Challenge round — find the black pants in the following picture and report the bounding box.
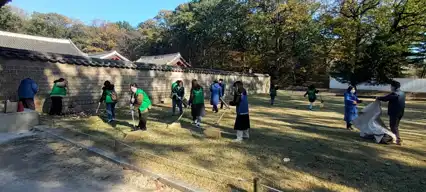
[20,98,35,110]
[220,98,224,109]
[390,115,402,141]
[138,109,148,130]
[49,97,63,115]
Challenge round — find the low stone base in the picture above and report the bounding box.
[0,111,40,133]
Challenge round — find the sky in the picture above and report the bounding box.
[10,0,189,26]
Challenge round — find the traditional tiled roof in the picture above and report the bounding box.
[0,31,87,57]
[0,46,268,76]
[88,50,130,61]
[135,52,191,67]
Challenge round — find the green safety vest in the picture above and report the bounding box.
[135,88,151,112]
[192,88,204,104]
[50,83,67,97]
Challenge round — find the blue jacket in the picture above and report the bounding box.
[210,83,222,105]
[18,78,38,99]
[378,90,405,117]
[230,89,249,115]
[344,92,361,123]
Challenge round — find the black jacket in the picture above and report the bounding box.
[378,90,405,117]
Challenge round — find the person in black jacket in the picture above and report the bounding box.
[219,79,226,109]
[172,80,185,115]
[377,81,405,145]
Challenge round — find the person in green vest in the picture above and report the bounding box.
[304,85,319,110]
[49,78,67,116]
[130,83,152,131]
[99,81,117,123]
[189,79,205,128]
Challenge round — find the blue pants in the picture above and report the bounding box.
[106,103,116,121]
[172,99,183,114]
[270,95,276,105]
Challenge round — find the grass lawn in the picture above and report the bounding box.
[43,91,426,192]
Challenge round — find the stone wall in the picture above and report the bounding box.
[0,58,270,113]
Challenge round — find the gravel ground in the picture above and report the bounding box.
[0,134,179,192]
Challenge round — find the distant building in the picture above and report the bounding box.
[0,30,87,57]
[135,53,191,68]
[88,50,129,61]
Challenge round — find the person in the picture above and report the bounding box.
[170,81,178,98]
[99,81,117,123]
[229,81,250,142]
[344,86,362,130]
[17,78,38,110]
[377,81,405,145]
[219,79,226,109]
[269,84,278,105]
[189,79,205,128]
[130,83,152,131]
[210,80,222,113]
[304,85,319,110]
[171,80,185,115]
[49,78,67,116]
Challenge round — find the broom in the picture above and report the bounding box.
[215,97,231,125]
[166,96,185,129]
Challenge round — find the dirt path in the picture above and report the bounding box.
[0,134,179,192]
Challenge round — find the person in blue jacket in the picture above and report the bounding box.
[229,81,250,142]
[210,80,222,113]
[344,85,362,130]
[18,78,38,110]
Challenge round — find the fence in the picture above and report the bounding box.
[329,77,426,93]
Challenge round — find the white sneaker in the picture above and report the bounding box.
[196,122,201,128]
[233,138,243,142]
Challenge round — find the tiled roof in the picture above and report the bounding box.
[0,47,268,76]
[88,50,130,61]
[135,52,191,67]
[0,31,87,57]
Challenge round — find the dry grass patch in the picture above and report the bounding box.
[43,91,426,192]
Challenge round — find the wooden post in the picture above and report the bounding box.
[253,177,259,192]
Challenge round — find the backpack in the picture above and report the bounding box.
[111,91,118,102]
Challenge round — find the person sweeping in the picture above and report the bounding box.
[171,80,185,116]
[189,79,205,128]
[99,81,117,123]
[229,81,250,142]
[130,83,151,131]
[304,85,319,110]
[49,78,67,116]
[210,80,222,113]
[344,86,362,130]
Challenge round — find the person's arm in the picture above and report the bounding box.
[344,93,356,105]
[229,92,241,106]
[32,82,38,94]
[304,91,308,97]
[377,93,397,102]
[99,90,106,103]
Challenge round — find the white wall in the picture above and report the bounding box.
[329,77,426,93]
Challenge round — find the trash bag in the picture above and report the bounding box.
[352,100,396,144]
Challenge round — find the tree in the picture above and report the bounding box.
[330,0,426,86]
[0,6,24,32]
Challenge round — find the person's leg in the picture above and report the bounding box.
[220,99,224,109]
[172,99,177,115]
[106,103,113,122]
[243,129,249,139]
[57,97,63,115]
[111,103,116,120]
[346,122,353,130]
[271,96,275,105]
[309,102,313,110]
[390,116,401,144]
[139,111,148,130]
[177,100,183,114]
[235,131,243,141]
[26,98,35,110]
[196,116,202,127]
[50,97,60,115]
[213,104,218,113]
